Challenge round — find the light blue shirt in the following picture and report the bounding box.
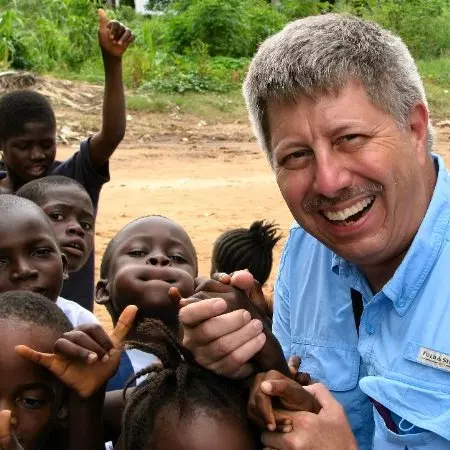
[273,154,450,449]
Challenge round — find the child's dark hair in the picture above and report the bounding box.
[0,90,56,141]
[0,290,72,333]
[0,193,53,222]
[16,175,91,206]
[122,319,254,449]
[211,220,282,285]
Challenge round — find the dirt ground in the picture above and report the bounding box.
[21,76,449,331]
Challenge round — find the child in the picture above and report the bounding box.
[0,290,108,449]
[96,215,198,390]
[211,220,282,286]
[121,319,261,450]
[16,176,95,303]
[0,9,134,311]
[0,194,98,327]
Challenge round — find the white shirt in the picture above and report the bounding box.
[56,296,99,327]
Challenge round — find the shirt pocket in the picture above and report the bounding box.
[290,337,360,391]
[372,407,447,450]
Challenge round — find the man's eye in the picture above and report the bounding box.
[337,134,362,144]
[0,258,8,268]
[278,149,312,169]
[49,212,64,221]
[128,250,147,257]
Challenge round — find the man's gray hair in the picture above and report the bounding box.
[243,13,433,161]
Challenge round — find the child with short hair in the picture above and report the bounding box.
[211,220,282,286]
[0,9,134,311]
[16,176,95,304]
[96,215,198,390]
[0,194,97,327]
[0,290,113,449]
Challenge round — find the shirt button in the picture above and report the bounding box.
[366,323,376,335]
[397,300,406,308]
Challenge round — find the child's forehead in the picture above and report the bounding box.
[40,184,94,213]
[117,217,193,247]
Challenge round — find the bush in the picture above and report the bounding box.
[336,0,450,59]
[165,0,285,57]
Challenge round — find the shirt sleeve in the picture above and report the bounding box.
[272,234,293,359]
[52,138,110,209]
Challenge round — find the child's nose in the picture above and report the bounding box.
[11,258,38,281]
[67,220,84,236]
[147,254,170,266]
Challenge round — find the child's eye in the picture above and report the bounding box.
[170,255,187,263]
[49,212,64,221]
[128,249,147,257]
[18,396,47,410]
[81,221,93,231]
[33,248,53,258]
[0,257,8,268]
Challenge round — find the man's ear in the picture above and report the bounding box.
[409,102,429,165]
[61,253,69,280]
[95,279,110,305]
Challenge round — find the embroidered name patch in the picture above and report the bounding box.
[417,347,450,372]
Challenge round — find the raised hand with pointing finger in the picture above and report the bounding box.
[16,305,138,399]
[98,9,135,59]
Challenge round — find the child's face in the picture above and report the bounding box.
[2,122,56,183]
[0,208,64,301]
[100,217,197,325]
[40,185,95,272]
[0,320,64,449]
[152,410,259,450]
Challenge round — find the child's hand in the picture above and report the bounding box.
[0,410,23,450]
[247,369,321,433]
[15,306,138,398]
[98,9,135,58]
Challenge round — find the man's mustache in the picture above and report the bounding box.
[303,183,383,212]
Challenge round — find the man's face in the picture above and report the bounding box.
[1,122,56,183]
[269,80,431,266]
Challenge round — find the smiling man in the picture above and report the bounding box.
[179,13,450,450]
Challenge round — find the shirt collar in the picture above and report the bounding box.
[332,154,450,315]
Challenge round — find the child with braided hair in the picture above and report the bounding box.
[120,318,261,450]
[211,220,282,286]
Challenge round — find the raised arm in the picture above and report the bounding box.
[89,9,134,169]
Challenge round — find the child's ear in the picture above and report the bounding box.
[61,253,69,280]
[95,279,110,305]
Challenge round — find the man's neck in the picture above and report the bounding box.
[0,171,24,193]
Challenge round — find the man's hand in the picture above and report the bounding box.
[15,306,137,398]
[248,369,321,432]
[0,410,22,450]
[179,297,266,379]
[179,270,289,378]
[98,9,135,58]
[261,384,357,450]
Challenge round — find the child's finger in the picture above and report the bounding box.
[261,379,322,413]
[110,305,138,346]
[273,410,293,433]
[118,29,132,46]
[288,355,301,376]
[211,272,231,284]
[0,410,22,450]
[15,345,55,369]
[55,331,110,362]
[108,21,122,40]
[76,324,115,354]
[54,338,100,364]
[254,389,276,431]
[98,8,108,29]
[169,287,183,309]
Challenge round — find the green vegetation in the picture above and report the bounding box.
[0,0,449,117]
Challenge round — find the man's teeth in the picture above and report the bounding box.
[322,197,374,221]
